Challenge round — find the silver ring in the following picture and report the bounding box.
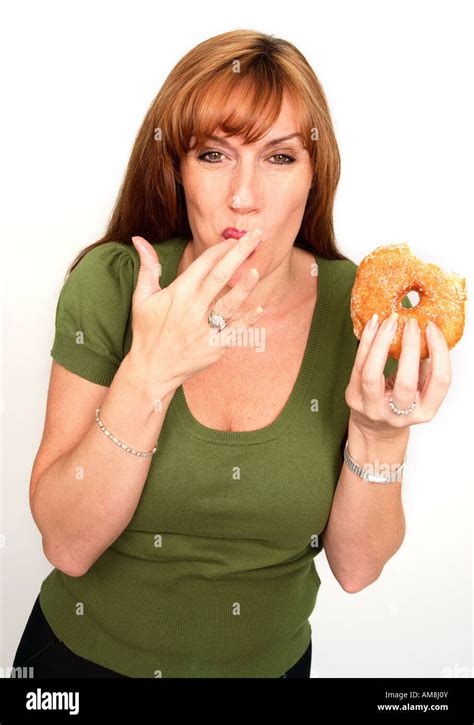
[208,309,229,331]
[389,397,417,416]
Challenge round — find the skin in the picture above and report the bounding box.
[322,311,453,590]
[346,311,452,436]
[178,90,314,317]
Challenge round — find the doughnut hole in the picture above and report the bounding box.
[394,283,430,360]
[407,290,420,307]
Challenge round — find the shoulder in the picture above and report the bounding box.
[66,237,186,292]
[326,257,358,285]
[54,241,136,332]
[51,242,134,385]
[317,256,358,302]
[65,241,134,288]
[74,240,133,265]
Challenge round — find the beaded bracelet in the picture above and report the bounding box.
[95,407,157,457]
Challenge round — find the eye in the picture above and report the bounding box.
[197,151,297,166]
[197,151,225,163]
[270,154,296,165]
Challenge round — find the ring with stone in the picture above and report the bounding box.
[208,309,229,332]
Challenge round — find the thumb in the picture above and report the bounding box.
[131,236,162,307]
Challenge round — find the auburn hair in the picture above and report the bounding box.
[66,28,350,279]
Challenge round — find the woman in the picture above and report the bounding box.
[12,29,451,679]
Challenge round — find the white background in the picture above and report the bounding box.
[1,0,473,678]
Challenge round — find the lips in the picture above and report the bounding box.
[222,227,247,240]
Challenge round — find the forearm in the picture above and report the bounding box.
[33,354,176,576]
[322,415,409,592]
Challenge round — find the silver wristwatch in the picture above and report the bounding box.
[343,440,406,484]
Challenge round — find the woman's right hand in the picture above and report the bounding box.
[124,229,265,394]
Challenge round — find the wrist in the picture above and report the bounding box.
[120,352,178,402]
[347,414,409,467]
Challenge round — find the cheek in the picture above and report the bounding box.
[184,174,223,212]
[277,178,311,206]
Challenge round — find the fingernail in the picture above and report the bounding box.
[132,235,146,250]
[387,312,398,334]
[131,236,144,253]
[132,236,154,262]
[403,317,419,340]
[427,320,437,336]
[253,228,262,238]
[367,313,378,332]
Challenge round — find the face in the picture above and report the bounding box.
[179,90,314,288]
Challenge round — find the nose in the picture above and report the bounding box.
[228,157,262,213]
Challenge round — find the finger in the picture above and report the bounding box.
[229,304,265,332]
[359,312,399,414]
[346,313,380,399]
[173,236,237,290]
[390,318,420,410]
[131,236,162,307]
[419,321,452,416]
[211,266,260,321]
[210,305,265,347]
[197,229,263,311]
[418,358,430,391]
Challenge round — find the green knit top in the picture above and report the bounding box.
[39,237,404,678]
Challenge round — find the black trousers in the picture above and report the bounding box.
[11,594,312,678]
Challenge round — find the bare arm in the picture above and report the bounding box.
[324,294,451,593]
[322,415,409,593]
[32,355,176,577]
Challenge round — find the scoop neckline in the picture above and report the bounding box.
[163,237,332,446]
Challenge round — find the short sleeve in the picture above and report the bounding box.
[50,242,134,386]
[383,295,414,378]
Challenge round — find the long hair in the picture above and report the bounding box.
[66,28,350,279]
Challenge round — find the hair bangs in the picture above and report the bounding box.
[181,69,303,153]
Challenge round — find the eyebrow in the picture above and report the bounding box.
[203,132,304,149]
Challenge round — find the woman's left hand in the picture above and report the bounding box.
[345,312,452,438]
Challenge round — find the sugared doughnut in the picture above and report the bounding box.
[351,243,466,360]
